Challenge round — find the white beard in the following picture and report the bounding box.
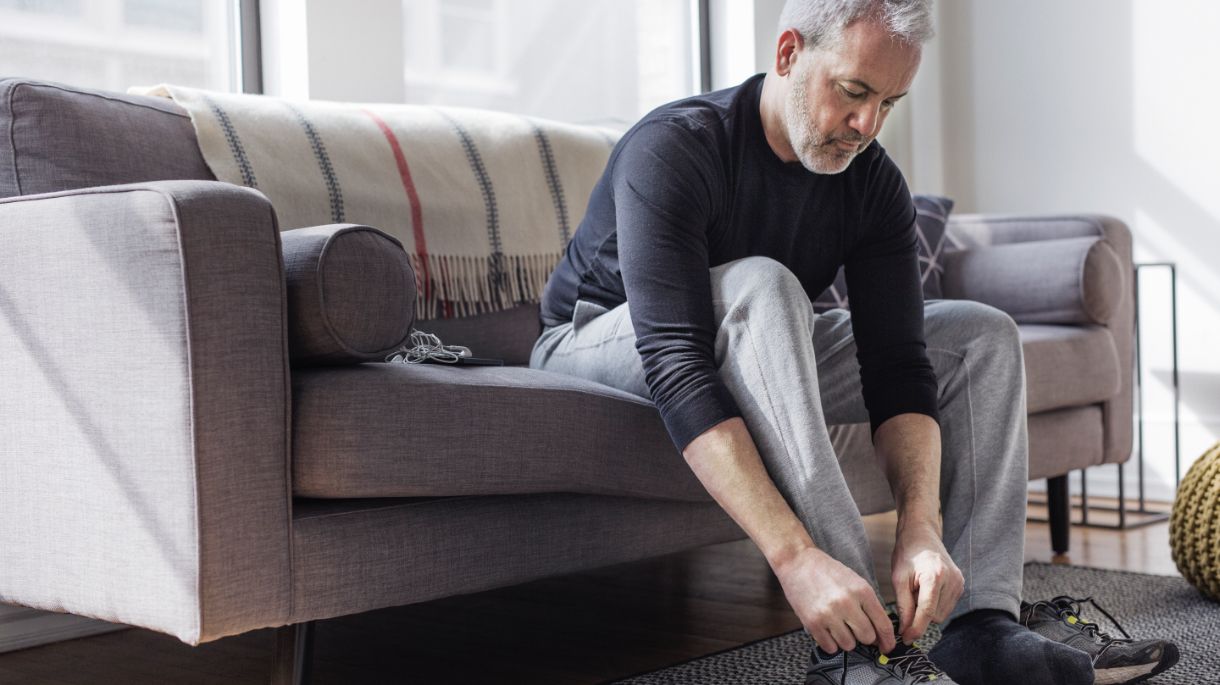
[783,66,862,175]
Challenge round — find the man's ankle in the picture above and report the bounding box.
[943,607,1016,634]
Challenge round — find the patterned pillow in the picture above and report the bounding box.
[811,194,955,312]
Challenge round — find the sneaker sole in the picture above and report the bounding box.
[1095,643,1181,685]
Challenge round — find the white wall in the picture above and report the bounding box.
[928,0,1220,499]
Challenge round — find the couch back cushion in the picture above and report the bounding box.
[0,78,213,198]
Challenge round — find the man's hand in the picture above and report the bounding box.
[682,418,896,655]
[774,546,896,654]
[890,520,963,644]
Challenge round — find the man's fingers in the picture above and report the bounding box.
[905,574,940,642]
[811,626,839,655]
[827,620,857,652]
[933,570,964,623]
[894,576,915,641]
[861,595,896,653]
[845,612,877,649]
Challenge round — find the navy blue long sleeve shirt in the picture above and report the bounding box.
[539,73,939,452]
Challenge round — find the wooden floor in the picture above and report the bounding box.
[0,501,1177,685]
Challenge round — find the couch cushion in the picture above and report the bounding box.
[1021,324,1121,413]
[0,79,214,198]
[282,224,416,366]
[294,324,1122,501]
[291,362,713,501]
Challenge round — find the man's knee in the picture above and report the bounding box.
[931,299,1022,358]
[712,256,811,322]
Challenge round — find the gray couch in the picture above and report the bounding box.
[0,78,1133,680]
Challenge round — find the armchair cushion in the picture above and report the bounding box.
[941,236,1123,325]
[282,224,417,365]
[1020,324,1121,413]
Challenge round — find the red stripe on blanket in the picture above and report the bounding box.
[362,109,431,305]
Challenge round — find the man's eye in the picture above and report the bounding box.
[881,100,896,109]
[841,86,865,98]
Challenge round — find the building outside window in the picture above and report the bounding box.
[402,0,696,128]
[0,0,237,92]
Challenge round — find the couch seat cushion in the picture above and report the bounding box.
[291,363,712,501]
[1020,324,1121,413]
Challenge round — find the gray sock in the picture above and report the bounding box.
[928,609,1094,685]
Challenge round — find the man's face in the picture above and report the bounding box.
[783,18,921,174]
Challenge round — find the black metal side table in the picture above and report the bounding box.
[1078,261,1180,529]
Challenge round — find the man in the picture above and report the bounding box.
[530,1,1176,683]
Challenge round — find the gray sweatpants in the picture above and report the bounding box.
[529,256,1028,622]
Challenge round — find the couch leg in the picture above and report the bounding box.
[1046,475,1071,556]
[271,621,314,685]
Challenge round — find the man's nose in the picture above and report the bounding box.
[849,102,883,139]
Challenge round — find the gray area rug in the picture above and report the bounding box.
[610,563,1217,684]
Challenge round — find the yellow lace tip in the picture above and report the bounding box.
[1067,615,1078,624]
[929,677,937,681]
[878,655,889,665]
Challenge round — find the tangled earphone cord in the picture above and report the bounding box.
[386,328,472,364]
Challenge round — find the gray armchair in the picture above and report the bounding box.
[830,213,1133,555]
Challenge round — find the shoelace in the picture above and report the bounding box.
[833,644,947,685]
[1026,595,1133,662]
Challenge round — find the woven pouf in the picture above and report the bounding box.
[1170,441,1220,601]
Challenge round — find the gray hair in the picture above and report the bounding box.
[777,0,934,50]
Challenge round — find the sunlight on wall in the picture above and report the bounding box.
[1128,2,1220,477]
[1132,0,1220,227]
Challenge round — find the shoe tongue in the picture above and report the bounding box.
[887,640,918,657]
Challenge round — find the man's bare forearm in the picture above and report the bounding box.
[682,416,817,572]
[873,413,943,533]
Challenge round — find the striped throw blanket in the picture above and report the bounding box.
[133,84,620,319]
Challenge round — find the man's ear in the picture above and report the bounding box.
[774,28,804,77]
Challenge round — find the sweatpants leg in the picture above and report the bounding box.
[813,295,1030,622]
[531,256,878,589]
[530,255,1029,618]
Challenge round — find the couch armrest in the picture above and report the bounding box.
[945,213,1134,466]
[0,181,291,644]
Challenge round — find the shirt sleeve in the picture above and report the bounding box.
[842,151,940,437]
[611,120,743,452]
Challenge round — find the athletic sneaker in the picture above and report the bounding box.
[806,639,957,684]
[1020,595,1179,685]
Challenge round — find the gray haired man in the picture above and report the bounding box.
[532,1,1176,683]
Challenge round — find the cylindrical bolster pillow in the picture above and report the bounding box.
[941,236,1123,325]
[281,224,416,365]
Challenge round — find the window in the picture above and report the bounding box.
[0,0,238,92]
[402,0,697,128]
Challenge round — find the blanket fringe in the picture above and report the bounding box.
[407,252,564,320]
